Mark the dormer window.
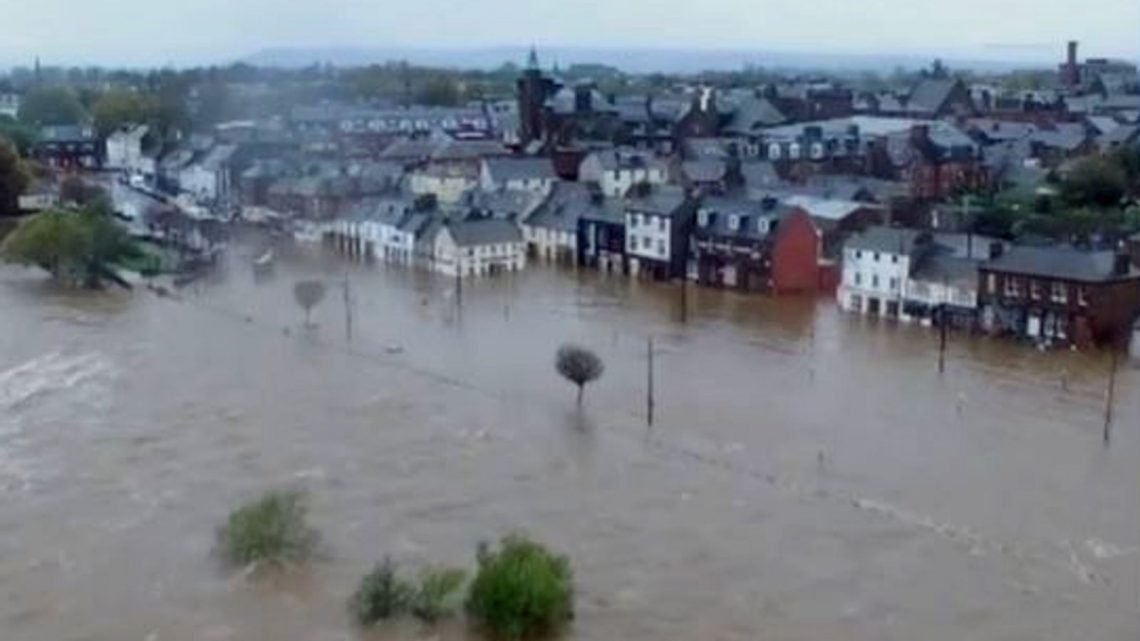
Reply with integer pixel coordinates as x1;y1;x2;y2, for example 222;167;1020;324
810;142;825;159
728;214;740;231
768;143;782;159
789;143;801;159
757;217;770;234
698;209;712;227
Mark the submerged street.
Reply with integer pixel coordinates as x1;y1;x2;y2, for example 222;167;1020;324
1;238;1138;641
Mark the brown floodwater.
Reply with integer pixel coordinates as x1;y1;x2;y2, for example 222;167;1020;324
1;235;1138;641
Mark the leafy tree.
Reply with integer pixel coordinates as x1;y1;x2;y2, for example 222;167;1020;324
411;566;467;623
92;88;154;137
0;116;38;155
466;534;574;640
293;280;327;326
555;344;605;405
349;560;467;627
350;557;416;625
217;490;318;568
0;204;132;287
17;86;87;127
59;176;108;207
1061;156;1127;208
416;77;461;107
0;139;29;217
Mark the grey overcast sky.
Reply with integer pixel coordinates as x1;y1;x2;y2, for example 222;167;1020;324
0;0;1137;67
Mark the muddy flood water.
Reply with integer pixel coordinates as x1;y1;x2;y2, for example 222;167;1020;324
2;237;1138;641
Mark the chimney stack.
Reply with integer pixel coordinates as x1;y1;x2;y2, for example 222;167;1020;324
1067;41;1078;68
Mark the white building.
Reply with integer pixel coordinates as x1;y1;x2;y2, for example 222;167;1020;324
838;227;929;320
0;93;20;119
479;157;557;195
521;183;592;263
579;149;669;198
180;144;237;205
432;218;526;277
623;185;690;280
105;125;155;178
409;163;478;204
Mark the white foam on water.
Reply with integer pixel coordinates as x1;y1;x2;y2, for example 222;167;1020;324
0;351;113;412
1084;538;1138;560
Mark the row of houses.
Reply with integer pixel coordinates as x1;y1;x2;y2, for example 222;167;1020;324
837;226;1140;347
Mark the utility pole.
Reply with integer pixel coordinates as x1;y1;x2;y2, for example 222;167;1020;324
647;336;655;428
1104;343;1119;446
679;278;688;323
938;303;948;375
342;273;353;342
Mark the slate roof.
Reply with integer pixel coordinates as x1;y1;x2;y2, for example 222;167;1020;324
723;96;788;134
1029;124;1089;152
739;161;784;191
694;196;789;240
906;79;966;115
784;195;881;222
911;252;979;287
625;184;688;217
845;226;929;255
681;159;728;183
482;157;557;183
524;182;593;233
983;246;1138;281
444;218;523;247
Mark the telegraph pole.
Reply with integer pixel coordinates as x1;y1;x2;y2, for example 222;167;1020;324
1104;342;1119;446
938;304;948;375
647;336;655;428
342;273;353;342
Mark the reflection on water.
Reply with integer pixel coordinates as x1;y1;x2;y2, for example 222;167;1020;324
0;238;1137;641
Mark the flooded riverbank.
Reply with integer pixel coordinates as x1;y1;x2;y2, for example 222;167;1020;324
2;238;1138;640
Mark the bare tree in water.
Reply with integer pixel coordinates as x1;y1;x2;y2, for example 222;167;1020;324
555;344;605;405
293;280;327;327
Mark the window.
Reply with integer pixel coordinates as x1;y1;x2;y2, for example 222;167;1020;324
854;272;862;286
634;214;643;227
889;277;899;291
872;275;880;289
891;255;899;264
1030;280;1043;300
855;250;863;260
873;252;881;263
1051;282;1068;303
657;239;666;255
643;236;652;250
658;217;666;232
1078;286;1089;306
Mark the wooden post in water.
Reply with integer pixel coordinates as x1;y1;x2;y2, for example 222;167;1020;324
679;277;688;323
342;273;353;342
647;336;655;428
938;303;948;375
1104;343;1119;446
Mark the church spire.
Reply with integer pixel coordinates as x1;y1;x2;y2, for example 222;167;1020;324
526;45;539;71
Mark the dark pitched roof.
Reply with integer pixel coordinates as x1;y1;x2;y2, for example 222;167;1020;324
724;96;788;134
911;252;979;287
524;182;591;233
444;218;523;246
681;159;727;183
482;157;557;183
625;184;688;217
906;79;966;115
846;226;929;255
695;196;789;239
983;246;1137;282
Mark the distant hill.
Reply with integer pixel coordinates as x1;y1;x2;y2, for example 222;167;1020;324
240;46;1045;75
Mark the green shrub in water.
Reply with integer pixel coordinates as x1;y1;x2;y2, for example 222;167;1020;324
466;535;573;639
217;490;318;567
350;556;416;625
411;565;468;623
